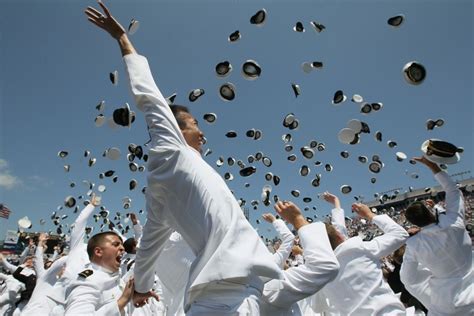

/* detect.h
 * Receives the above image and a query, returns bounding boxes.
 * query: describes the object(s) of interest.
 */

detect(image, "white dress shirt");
[65,263,125,316]
[261,222,340,315]
[123,54,282,309]
[21,246,68,315]
[44,204,96,308]
[401,171,474,315]
[271,219,295,269]
[321,210,408,315]
[0,273,24,316]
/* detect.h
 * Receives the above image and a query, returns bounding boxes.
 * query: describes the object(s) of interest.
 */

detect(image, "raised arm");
[353,203,409,258]
[85,1,136,57]
[414,156,465,229]
[69,194,100,252]
[33,233,48,277]
[85,1,187,150]
[0,253,18,274]
[323,192,348,238]
[263,201,339,308]
[262,213,295,269]
[20,239,35,263]
[130,213,143,244]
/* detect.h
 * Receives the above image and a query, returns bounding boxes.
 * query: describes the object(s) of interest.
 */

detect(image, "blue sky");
[0,0,472,241]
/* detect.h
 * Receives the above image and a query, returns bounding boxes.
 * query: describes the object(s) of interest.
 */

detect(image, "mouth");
[116,254,123,264]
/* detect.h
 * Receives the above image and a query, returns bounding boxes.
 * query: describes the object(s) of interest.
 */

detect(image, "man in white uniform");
[64,231,134,315]
[400,156,474,315]
[319,192,408,315]
[85,2,282,314]
[260,201,340,316]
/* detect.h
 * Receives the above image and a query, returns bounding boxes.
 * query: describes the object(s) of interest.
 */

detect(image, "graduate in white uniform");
[0,272,25,316]
[84,2,282,314]
[260,201,340,316]
[400,156,474,315]
[319,192,408,315]
[21,233,68,315]
[33,194,102,315]
[64,231,135,315]
[0,254,36,315]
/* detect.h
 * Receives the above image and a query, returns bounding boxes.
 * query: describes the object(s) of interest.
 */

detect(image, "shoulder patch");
[78,269,94,279]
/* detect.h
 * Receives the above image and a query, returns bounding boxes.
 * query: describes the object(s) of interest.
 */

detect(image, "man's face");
[179,112,204,154]
[95,234,124,273]
[23,258,34,268]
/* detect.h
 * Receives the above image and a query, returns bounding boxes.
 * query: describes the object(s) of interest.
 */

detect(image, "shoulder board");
[78,269,94,279]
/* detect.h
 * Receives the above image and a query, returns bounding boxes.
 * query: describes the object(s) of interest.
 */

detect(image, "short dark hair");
[123,237,136,254]
[324,223,340,250]
[405,201,435,227]
[170,104,190,129]
[87,232,121,260]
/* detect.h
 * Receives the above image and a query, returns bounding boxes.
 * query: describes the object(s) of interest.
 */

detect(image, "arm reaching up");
[323,191,348,238]
[262,213,295,269]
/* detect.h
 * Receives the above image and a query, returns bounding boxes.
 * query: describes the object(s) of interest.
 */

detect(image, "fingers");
[85,7,103,20]
[150,291,160,301]
[273,202,283,214]
[87,17,105,30]
[98,1,112,17]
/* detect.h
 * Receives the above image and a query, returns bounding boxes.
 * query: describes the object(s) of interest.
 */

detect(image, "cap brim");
[421,139,460,164]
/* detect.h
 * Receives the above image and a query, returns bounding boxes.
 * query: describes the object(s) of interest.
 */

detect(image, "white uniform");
[64,263,125,316]
[321,209,408,315]
[123,54,282,312]
[42,204,97,312]
[155,232,194,316]
[401,171,474,315]
[21,246,68,315]
[0,273,25,316]
[260,222,339,315]
[270,219,295,269]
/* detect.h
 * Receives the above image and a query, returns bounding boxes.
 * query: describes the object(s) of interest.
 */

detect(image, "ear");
[94,246,103,258]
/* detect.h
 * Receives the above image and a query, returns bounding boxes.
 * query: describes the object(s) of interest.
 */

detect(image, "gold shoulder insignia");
[78,269,94,278]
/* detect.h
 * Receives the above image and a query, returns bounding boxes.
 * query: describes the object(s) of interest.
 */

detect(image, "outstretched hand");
[85,1,126,40]
[351,203,375,221]
[322,191,341,209]
[274,201,307,230]
[262,213,276,223]
[132,290,160,308]
[413,156,441,174]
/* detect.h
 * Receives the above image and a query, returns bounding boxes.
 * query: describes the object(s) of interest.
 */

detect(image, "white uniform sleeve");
[51,249,59,262]
[331,208,348,239]
[434,171,465,229]
[263,223,339,308]
[65,281,121,316]
[400,244,433,308]
[20,246,31,263]
[123,53,187,150]
[1,257,18,274]
[33,245,46,278]
[271,219,295,268]
[70,204,95,253]
[133,221,143,244]
[362,214,409,258]
[133,202,173,293]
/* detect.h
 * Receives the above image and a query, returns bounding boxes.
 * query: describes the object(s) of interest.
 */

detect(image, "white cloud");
[0,173,21,189]
[0,159,8,170]
[0,159,22,190]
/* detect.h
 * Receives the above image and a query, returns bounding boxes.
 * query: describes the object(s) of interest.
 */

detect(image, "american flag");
[0,204,11,219]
